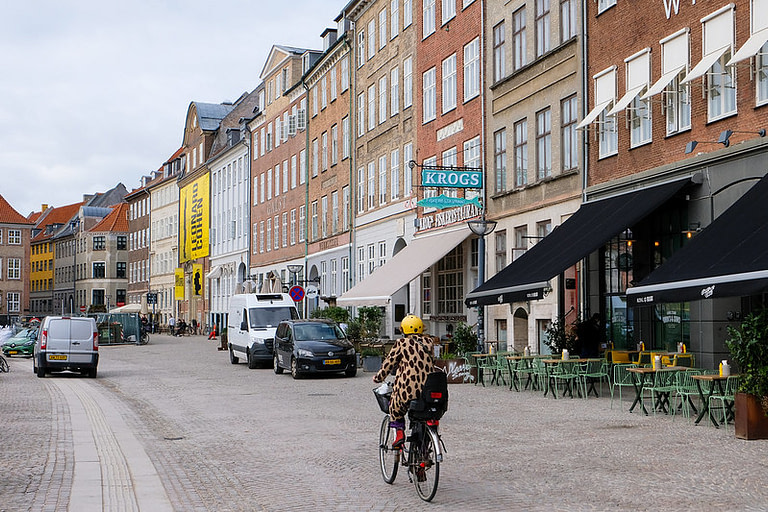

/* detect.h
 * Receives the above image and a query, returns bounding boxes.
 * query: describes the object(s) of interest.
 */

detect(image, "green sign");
[421,169,483,188]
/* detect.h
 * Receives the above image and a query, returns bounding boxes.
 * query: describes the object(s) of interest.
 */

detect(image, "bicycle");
[375,371,448,502]
[0,353,9,373]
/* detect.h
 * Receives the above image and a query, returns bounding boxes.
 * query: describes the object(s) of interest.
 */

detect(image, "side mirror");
[240,321,248,331]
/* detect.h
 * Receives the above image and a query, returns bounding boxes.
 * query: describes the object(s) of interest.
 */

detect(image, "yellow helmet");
[400,315,424,335]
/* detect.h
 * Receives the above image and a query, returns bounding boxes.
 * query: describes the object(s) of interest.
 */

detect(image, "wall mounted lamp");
[684,139,725,154]
[682,222,701,239]
[718,128,766,147]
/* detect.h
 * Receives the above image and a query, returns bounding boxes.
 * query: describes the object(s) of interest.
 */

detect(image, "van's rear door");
[69,319,95,364]
[46,318,72,362]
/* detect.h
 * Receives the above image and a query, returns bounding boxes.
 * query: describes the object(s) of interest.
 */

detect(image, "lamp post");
[287,264,304,286]
[467,215,497,353]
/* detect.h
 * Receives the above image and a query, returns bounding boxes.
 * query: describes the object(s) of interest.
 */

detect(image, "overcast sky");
[1,0,338,217]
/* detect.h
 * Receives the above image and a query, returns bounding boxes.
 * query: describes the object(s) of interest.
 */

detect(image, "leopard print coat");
[374,334,434,422]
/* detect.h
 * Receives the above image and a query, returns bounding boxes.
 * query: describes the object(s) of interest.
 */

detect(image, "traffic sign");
[79,305,86,313]
[305,285,319,299]
[289,285,305,302]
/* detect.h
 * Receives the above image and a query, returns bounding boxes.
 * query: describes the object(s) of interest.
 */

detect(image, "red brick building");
[0,195,33,324]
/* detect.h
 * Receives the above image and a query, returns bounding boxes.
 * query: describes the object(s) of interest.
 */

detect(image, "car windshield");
[293,323,344,341]
[248,307,298,329]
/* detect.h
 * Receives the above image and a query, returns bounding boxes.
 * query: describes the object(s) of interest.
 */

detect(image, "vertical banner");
[180,174,210,262]
[175,268,185,300]
[192,264,203,297]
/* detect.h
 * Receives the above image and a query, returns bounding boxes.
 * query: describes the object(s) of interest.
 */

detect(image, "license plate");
[8,350,17,355]
[49,354,67,361]
[323,359,341,365]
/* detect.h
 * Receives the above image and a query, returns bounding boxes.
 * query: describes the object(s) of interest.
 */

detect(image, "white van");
[227,293,300,369]
[34,316,99,378]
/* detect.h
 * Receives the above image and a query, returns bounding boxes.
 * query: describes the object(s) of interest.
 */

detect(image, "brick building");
[126,179,153,312]
[0,195,33,324]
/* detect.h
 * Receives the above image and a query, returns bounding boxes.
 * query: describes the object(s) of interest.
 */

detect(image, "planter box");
[434,358,477,384]
[362,355,382,372]
[735,392,768,440]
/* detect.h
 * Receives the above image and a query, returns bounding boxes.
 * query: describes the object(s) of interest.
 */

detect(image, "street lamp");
[467,216,497,353]
[287,264,304,286]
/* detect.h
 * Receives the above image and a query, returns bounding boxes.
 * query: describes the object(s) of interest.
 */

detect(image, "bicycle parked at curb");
[374,371,448,502]
[0,353,10,373]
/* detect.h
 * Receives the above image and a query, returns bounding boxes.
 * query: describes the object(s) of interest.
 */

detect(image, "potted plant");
[725,310,768,440]
[346,307,384,371]
[433,322,478,384]
[543,317,577,357]
[360,346,383,372]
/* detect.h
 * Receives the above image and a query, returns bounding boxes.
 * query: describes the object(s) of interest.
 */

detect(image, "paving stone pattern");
[1,336,767,511]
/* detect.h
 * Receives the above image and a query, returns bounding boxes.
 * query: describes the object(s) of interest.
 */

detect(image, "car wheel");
[345,368,357,378]
[36,363,45,378]
[274,353,284,374]
[88,367,97,378]
[247,350,258,369]
[291,357,302,379]
[229,345,239,364]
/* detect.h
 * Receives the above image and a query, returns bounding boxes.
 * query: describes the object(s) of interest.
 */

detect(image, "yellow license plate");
[49,354,68,361]
[323,359,341,365]
[8,351,17,355]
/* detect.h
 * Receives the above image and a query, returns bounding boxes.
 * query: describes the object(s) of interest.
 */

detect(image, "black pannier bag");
[408,371,449,420]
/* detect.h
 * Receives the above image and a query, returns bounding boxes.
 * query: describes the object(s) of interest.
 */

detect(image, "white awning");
[727,28,768,66]
[576,99,613,129]
[641,66,685,99]
[681,46,730,84]
[337,227,471,307]
[109,304,142,313]
[606,85,646,116]
[206,265,222,279]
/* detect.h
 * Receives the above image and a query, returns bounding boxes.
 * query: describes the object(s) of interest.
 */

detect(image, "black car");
[273,319,357,379]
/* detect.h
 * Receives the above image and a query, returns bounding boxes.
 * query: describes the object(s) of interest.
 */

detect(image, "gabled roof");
[195,102,236,132]
[0,194,33,225]
[31,202,84,242]
[208,90,261,161]
[90,203,129,233]
[28,211,44,223]
[260,44,316,80]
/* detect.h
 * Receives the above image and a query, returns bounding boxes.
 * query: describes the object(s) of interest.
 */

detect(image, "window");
[535,0,551,57]
[291,155,297,188]
[378,241,387,268]
[274,215,279,249]
[342,186,350,230]
[321,76,327,110]
[422,272,432,314]
[493,22,506,82]
[514,119,528,187]
[342,256,350,292]
[536,108,551,179]
[598,0,616,14]
[464,136,481,168]
[391,67,400,115]
[391,0,399,38]
[341,56,349,91]
[282,212,288,247]
[404,142,413,195]
[116,262,126,279]
[330,66,337,101]
[7,292,20,312]
[423,0,436,37]
[358,92,366,136]
[290,209,296,245]
[299,206,306,242]
[358,246,366,282]
[358,167,366,212]
[494,128,507,193]
[312,138,319,177]
[7,258,20,279]
[283,160,289,193]
[368,244,376,274]
[495,231,507,273]
[595,68,618,158]
[626,51,652,147]
[379,9,387,48]
[312,87,318,116]
[321,196,328,238]
[437,245,463,314]
[379,75,387,123]
[423,67,436,122]
[322,131,328,170]
[403,57,413,108]
[300,149,307,184]
[513,225,528,259]
[332,191,339,233]
[331,125,338,165]
[342,116,350,159]
[404,0,412,27]
[464,38,480,100]
[708,51,737,120]
[390,149,400,200]
[368,84,376,130]
[368,19,376,59]
[513,8,527,71]
[275,165,280,196]
[357,29,365,68]
[92,235,105,251]
[561,96,578,171]
[117,236,126,250]
[368,162,376,209]
[442,0,456,24]
[442,147,458,168]
[379,155,388,205]
[442,54,457,113]
[561,0,576,41]
[661,31,691,134]
[93,262,106,279]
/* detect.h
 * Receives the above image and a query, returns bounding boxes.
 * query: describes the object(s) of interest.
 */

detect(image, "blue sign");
[421,169,483,188]
[289,285,305,302]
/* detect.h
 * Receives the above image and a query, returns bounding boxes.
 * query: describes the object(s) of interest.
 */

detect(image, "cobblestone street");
[2,335,767,511]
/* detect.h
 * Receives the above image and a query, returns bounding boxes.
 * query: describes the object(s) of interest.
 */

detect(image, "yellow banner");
[175,268,185,300]
[192,264,203,296]
[180,174,210,262]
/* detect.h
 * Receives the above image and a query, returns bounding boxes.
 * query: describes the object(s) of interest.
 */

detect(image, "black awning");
[627,174,768,306]
[465,178,690,307]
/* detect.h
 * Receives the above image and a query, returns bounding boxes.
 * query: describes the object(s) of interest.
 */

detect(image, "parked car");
[273,319,357,379]
[2,328,37,357]
[34,316,99,378]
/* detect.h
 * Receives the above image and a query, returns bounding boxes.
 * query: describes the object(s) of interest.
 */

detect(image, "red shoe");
[392,429,405,448]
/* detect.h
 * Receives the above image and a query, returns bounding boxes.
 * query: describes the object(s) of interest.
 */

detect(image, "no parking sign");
[289,285,305,302]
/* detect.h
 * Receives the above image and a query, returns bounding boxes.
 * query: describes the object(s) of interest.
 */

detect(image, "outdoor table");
[627,366,687,415]
[691,374,739,427]
[471,353,492,386]
[541,359,589,399]
[506,355,536,391]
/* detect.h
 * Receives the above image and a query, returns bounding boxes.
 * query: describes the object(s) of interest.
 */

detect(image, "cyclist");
[372,315,434,448]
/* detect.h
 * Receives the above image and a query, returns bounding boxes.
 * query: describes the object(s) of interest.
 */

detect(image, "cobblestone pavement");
[2,335,768,511]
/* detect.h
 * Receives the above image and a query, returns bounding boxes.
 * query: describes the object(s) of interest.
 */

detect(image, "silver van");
[34,316,99,378]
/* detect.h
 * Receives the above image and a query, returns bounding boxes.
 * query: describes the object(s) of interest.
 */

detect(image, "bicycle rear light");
[430,392,443,399]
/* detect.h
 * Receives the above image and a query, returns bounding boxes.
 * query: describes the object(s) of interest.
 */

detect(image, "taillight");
[430,392,443,399]
[93,331,99,350]
[427,420,440,427]
[40,329,48,350]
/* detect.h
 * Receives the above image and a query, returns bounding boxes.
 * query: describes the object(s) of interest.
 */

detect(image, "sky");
[0,0,339,217]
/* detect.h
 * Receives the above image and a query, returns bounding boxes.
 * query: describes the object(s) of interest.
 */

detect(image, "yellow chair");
[633,351,652,367]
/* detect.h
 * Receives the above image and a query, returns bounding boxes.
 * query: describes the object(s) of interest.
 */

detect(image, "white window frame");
[442,54,457,113]
[423,67,436,123]
[423,0,436,38]
[391,67,400,115]
[404,57,413,108]
[464,38,480,101]
[379,75,387,123]
[442,0,456,25]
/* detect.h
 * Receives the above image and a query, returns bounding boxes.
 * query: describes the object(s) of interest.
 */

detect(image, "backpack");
[408,371,449,420]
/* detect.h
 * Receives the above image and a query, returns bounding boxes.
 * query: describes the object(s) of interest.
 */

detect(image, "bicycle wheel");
[140,331,149,345]
[0,355,9,373]
[411,425,440,502]
[378,416,399,484]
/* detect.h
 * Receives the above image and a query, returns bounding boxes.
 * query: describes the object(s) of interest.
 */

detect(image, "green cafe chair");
[611,363,638,410]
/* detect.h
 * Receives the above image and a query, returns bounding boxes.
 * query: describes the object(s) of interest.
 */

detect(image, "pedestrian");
[192,318,198,335]
[168,315,175,336]
[372,315,434,448]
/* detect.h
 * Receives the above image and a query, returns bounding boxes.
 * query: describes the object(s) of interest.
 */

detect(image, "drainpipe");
[580,0,590,317]
[301,78,310,318]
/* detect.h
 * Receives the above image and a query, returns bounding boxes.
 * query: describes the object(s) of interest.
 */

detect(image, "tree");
[345,306,384,344]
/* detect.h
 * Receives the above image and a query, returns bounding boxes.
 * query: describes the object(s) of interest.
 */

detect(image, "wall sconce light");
[718,129,766,147]
[682,222,701,239]
[685,139,726,154]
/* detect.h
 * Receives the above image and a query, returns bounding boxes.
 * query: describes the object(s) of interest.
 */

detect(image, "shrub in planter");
[726,310,768,439]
